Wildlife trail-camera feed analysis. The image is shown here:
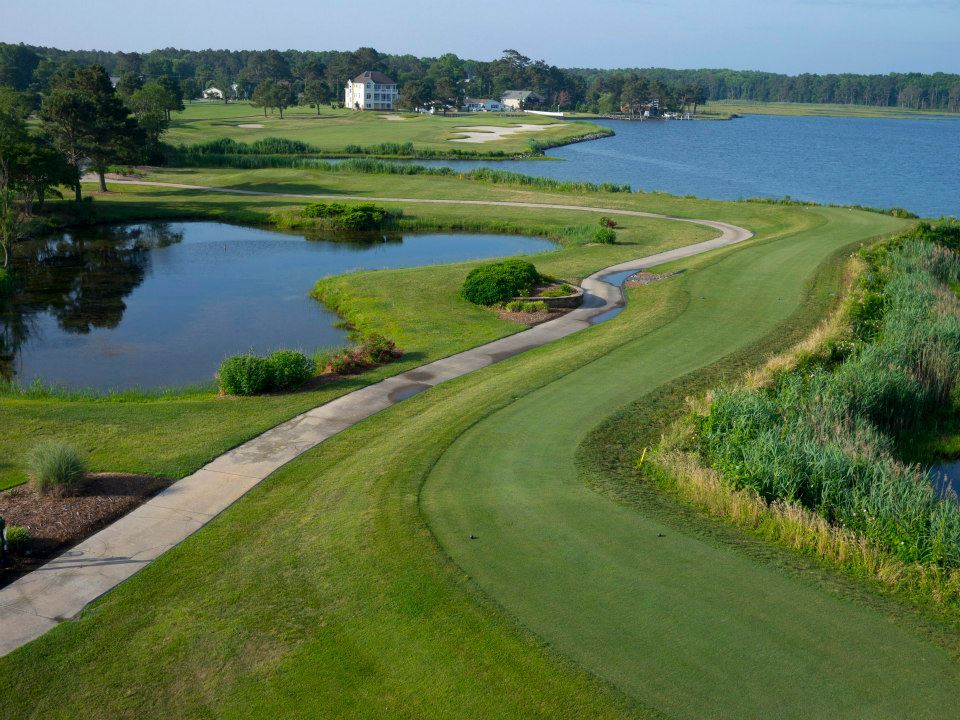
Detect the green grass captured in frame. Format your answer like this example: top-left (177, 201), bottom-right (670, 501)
top-left (419, 208), bottom-right (960, 718)
top-left (0, 177), bottom-right (715, 491)
top-left (165, 102), bottom-right (607, 157)
top-left (4, 205), bottom-right (941, 718)
top-left (700, 100), bottom-right (960, 120)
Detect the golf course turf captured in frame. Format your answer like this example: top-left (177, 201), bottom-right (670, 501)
top-left (422, 207), bottom-right (960, 718)
top-left (2, 171), bottom-right (954, 717)
top-left (163, 103), bottom-right (607, 157)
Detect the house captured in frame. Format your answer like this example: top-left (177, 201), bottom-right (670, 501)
top-left (202, 84), bottom-right (240, 101)
top-left (500, 90), bottom-right (544, 110)
top-left (345, 71), bottom-right (398, 110)
top-left (462, 97), bottom-right (503, 112)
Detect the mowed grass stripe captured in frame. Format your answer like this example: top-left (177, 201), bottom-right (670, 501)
top-left (422, 208), bottom-right (959, 719)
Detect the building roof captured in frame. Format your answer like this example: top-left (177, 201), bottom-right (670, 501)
top-left (501, 90), bottom-right (542, 100)
top-left (352, 70), bottom-right (395, 84)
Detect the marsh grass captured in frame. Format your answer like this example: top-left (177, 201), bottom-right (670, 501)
top-left (668, 221), bottom-right (960, 572)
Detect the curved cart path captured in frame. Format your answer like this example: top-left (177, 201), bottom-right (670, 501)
top-left (0, 187), bottom-right (751, 656)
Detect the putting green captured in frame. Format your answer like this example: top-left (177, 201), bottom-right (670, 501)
top-left (422, 207), bottom-right (959, 719)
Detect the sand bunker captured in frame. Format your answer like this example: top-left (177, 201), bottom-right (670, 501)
top-left (381, 114), bottom-right (408, 121)
top-left (450, 123), bottom-right (563, 143)
top-left (237, 123), bottom-right (264, 128)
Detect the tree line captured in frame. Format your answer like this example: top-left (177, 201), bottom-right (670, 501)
top-left (3, 42), bottom-right (958, 113)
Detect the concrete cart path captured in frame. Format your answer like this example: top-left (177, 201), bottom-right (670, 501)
top-left (0, 188), bottom-right (751, 656)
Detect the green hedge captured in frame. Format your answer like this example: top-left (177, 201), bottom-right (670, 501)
top-left (301, 202), bottom-right (394, 231)
top-left (461, 259), bottom-right (541, 306)
top-left (217, 350), bottom-right (315, 396)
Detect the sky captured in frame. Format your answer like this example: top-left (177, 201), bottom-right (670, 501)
top-left (2, 0), bottom-right (958, 75)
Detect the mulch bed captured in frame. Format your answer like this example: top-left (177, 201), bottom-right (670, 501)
top-left (0, 473), bottom-right (174, 587)
top-left (494, 306), bottom-right (574, 326)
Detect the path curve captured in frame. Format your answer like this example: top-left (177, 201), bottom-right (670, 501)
top-left (0, 184), bottom-right (751, 656)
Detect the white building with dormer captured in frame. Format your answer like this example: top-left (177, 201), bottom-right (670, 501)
top-left (345, 71), bottom-right (398, 110)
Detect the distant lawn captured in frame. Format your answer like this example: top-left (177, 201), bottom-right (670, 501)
top-left (165, 101), bottom-right (606, 156)
top-left (700, 100), bottom-right (960, 120)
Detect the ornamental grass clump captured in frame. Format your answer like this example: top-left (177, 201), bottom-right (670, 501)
top-left (593, 227), bottom-right (617, 244)
top-left (217, 354), bottom-right (273, 396)
top-left (693, 222), bottom-right (960, 568)
top-left (27, 440), bottom-right (87, 496)
top-left (267, 350), bottom-right (315, 391)
top-left (218, 350), bottom-right (316, 395)
top-left (460, 259), bottom-right (542, 306)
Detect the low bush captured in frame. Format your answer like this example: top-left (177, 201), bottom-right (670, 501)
top-left (301, 202), bottom-right (394, 231)
top-left (598, 216), bottom-right (618, 228)
top-left (27, 441), bottom-right (87, 496)
top-left (504, 300), bottom-right (549, 313)
top-left (0, 268), bottom-right (12, 296)
top-left (326, 334), bottom-right (403, 375)
top-left (593, 227), bottom-right (617, 244)
top-left (268, 350), bottom-right (315, 391)
top-left (218, 350), bottom-right (316, 395)
top-left (328, 349), bottom-right (366, 375)
top-left (540, 284), bottom-right (575, 298)
top-left (360, 333), bottom-right (402, 364)
top-left (461, 259), bottom-right (542, 306)
top-left (217, 354), bottom-right (272, 395)
top-left (4, 525), bottom-right (29, 553)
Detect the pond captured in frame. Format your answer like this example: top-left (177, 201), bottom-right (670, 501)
top-left (0, 221), bottom-right (554, 392)
top-left (414, 114), bottom-right (960, 218)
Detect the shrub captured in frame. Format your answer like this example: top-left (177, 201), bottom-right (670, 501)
top-left (4, 525), bottom-right (29, 553)
top-left (593, 227), bottom-right (617, 244)
top-left (504, 300), bottom-right (548, 313)
top-left (0, 268), bottom-right (12, 297)
top-left (540, 284), bottom-right (574, 298)
top-left (328, 349), bottom-right (365, 375)
top-left (27, 441), bottom-right (87, 496)
top-left (461, 259), bottom-right (542, 306)
top-left (360, 333), bottom-right (402, 363)
top-left (598, 216), bottom-right (618, 228)
top-left (268, 350), bottom-right (315, 390)
top-left (217, 354), bottom-right (272, 395)
top-left (301, 202), bottom-right (393, 231)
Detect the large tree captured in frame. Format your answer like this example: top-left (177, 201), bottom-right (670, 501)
top-left (398, 80), bottom-right (429, 111)
top-left (302, 77), bottom-right (331, 113)
top-left (128, 81), bottom-right (174, 160)
top-left (0, 87), bottom-right (74, 213)
top-left (41, 65), bottom-right (142, 197)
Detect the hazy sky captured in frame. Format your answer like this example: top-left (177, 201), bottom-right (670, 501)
top-left (3, 0), bottom-right (958, 74)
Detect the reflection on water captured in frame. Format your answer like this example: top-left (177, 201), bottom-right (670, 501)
top-left (1, 223), bottom-right (184, 382)
top-left (1, 221), bottom-right (553, 391)
top-left (931, 462), bottom-right (960, 502)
